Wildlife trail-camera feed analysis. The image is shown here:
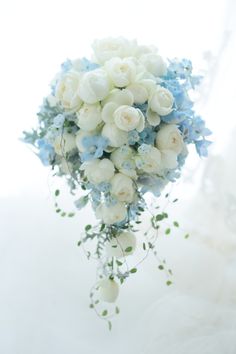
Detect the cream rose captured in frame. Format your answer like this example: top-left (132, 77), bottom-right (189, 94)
top-left (76, 103), bottom-right (102, 131)
top-left (53, 132), bottom-right (76, 156)
top-left (55, 71), bottom-right (82, 111)
top-left (149, 86), bottom-right (174, 116)
top-left (105, 57), bottom-right (136, 88)
top-left (110, 173), bottom-right (135, 203)
top-left (156, 124), bottom-right (184, 154)
top-left (161, 149), bottom-right (178, 169)
top-left (98, 278), bottom-right (119, 303)
top-left (92, 37), bottom-right (137, 64)
top-left (78, 69), bottom-right (110, 104)
top-left (80, 158), bottom-right (114, 184)
top-left (102, 123), bottom-right (128, 147)
top-left (95, 202), bottom-right (127, 225)
top-left (113, 105), bottom-right (145, 132)
top-left (106, 231), bottom-right (136, 258)
top-left (135, 145), bottom-right (163, 174)
top-left (140, 53), bottom-right (167, 77)
top-left (111, 146), bottom-right (137, 179)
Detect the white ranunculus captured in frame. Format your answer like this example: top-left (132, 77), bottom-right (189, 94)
top-left (102, 123), bottom-right (128, 147)
top-left (55, 71), bottom-right (82, 111)
top-left (98, 278), bottom-right (119, 303)
top-left (156, 124), bottom-right (184, 154)
top-left (135, 145), bottom-right (163, 174)
top-left (76, 103), bottom-right (102, 131)
top-left (53, 132), bottom-right (76, 156)
top-left (92, 37), bottom-right (137, 64)
top-left (78, 69), bottom-right (111, 104)
top-left (106, 231), bottom-right (136, 258)
top-left (140, 53), bottom-right (167, 77)
top-left (96, 202), bottom-right (127, 225)
top-left (80, 158), bottom-right (114, 184)
top-left (111, 146), bottom-right (137, 179)
top-left (126, 82), bottom-right (149, 105)
top-left (105, 57), bottom-right (136, 88)
top-left (110, 173), bottom-right (135, 203)
top-left (146, 107), bottom-right (161, 126)
top-left (161, 149), bottom-right (178, 169)
top-left (75, 130), bottom-right (95, 152)
top-left (113, 105), bottom-right (145, 132)
top-left (149, 86), bottom-right (174, 116)
top-left (102, 88), bottom-right (134, 107)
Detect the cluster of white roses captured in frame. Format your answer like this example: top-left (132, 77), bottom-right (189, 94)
top-left (52, 37), bottom-right (185, 225)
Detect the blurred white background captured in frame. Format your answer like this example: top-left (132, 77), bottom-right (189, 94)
top-left (0, 0), bottom-right (236, 353)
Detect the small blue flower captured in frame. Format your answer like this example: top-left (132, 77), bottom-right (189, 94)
top-left (139, 126), bottom-right (156, 145)
top-left (128, 130), bottom-right (140, 145)
top-left (61, 59), bottom-right (73, 72)
top-left (79, 57), bottom-right (100, 72)
top-left (37, 139), bottom-right (55, 166)
top-left (195, 139), bottom-right (212, 157)
top-left (80, 135), bottom-right (109, 162)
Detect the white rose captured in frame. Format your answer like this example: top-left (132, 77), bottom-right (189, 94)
top-left (78, 69), bottom-right (110, 104)
top-left (140, 53), bottom-right (167, 77)
top-left (156, 124), bottom-right (184, 154)
top-left (92, 37), bottom-right (137, 64)
top-left (161, 149), bottom-right (178, 169)
top-left (76, 103), bottom-right (102, 131)
top-left (113, 105), bottom-right (145, 132)
top-left (75, 130), bottom-right (95, 152)
top-left (95, 202), bottom-right (127, 225)
top-left (80, 158), bottom-right (114, 184)
top-left (110, 173), bottom-right (135, 203)
top-left (105, 57), bottom-right (136, 88)
top-left (98, 278), bottom-right (119, 303)
top-left (55, 71), bottom-right (82, 111)
top-left (127, 83), bottom-right (148, 104)
top-left (102, 88), bottom-right (134, 107)
top-left (146, 107), bottom-right (161, 126)
top-left (53, 132), bottom-right (76, 156)
top-left (149, 86), bottom-right (174, 116)
top-left (102, 123), bottom-right (128, 147)
top-left (106, 231), bottom-right (136, 258)
top-left (135, 145), bottom-right (163, 174)
top-left (111, 146), bottom-right (137, 179)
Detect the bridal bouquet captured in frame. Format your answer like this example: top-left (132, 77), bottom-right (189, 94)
top-left (23, 37), bottom-right (211, 327)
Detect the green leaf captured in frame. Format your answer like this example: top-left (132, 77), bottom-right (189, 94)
top-left (130, 268), bottom-right (137, 274)
top-left (108, 321), bottom-right (112, 331)
top-left (102, 310), bottom-right (108, 317)
top-left (155, 214), bottom-right (164, 221)
top-left (85, 224), bottom-right (92, 231)
top-left (173, 221), bottom-right (179, 227)
top-left (61, 212), bottom-right (66, 217)
top-left (185, 233), bottom-right (190, 239)
top-left (173, 198), bottom-right (178, 203)
top-left (55, 208), bottom-right (61, 213)
top-left (158, 265), bottom-right (164, 270)
top-left (166, 280), bottom-right (172, 286)
top-left (125, 246), bottom-right (132, 253)
top-left (89, 304), bottom-right (94, 308)
top-left (116, 260), bottom-right (123, 266)
top-left (165, 228), bottom-right (171, 235)
top-left (68, 212), bottom-right (75, 217)
top-left (55, 189), bottom-right (60, 197)
top-left (77, 240), bottom-right (82, 247)
top-left (142, 243), bottom-right (146, 251)
top-left (100, 224), bottom-right (106, 232)
top-left (115, 306), bottom-right (120, 314)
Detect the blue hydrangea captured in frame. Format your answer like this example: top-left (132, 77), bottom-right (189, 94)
top-left (195, 139), bottom-right (212, 157)
top-left (37, 139), bottom-right (55, 166)
top-left (79, 57), bottom-right (100, 72)
top-left (80, 135), bottom-right (109, 162)
top-left (128, 130), bottom-right (140, 145)
top-left (139, 126), bottom-right (156, 145)
top-left (138, 174), bottom-right (168, 197)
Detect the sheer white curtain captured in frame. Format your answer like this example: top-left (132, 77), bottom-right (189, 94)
top-left (0, 1), bottom-right (235, 353)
